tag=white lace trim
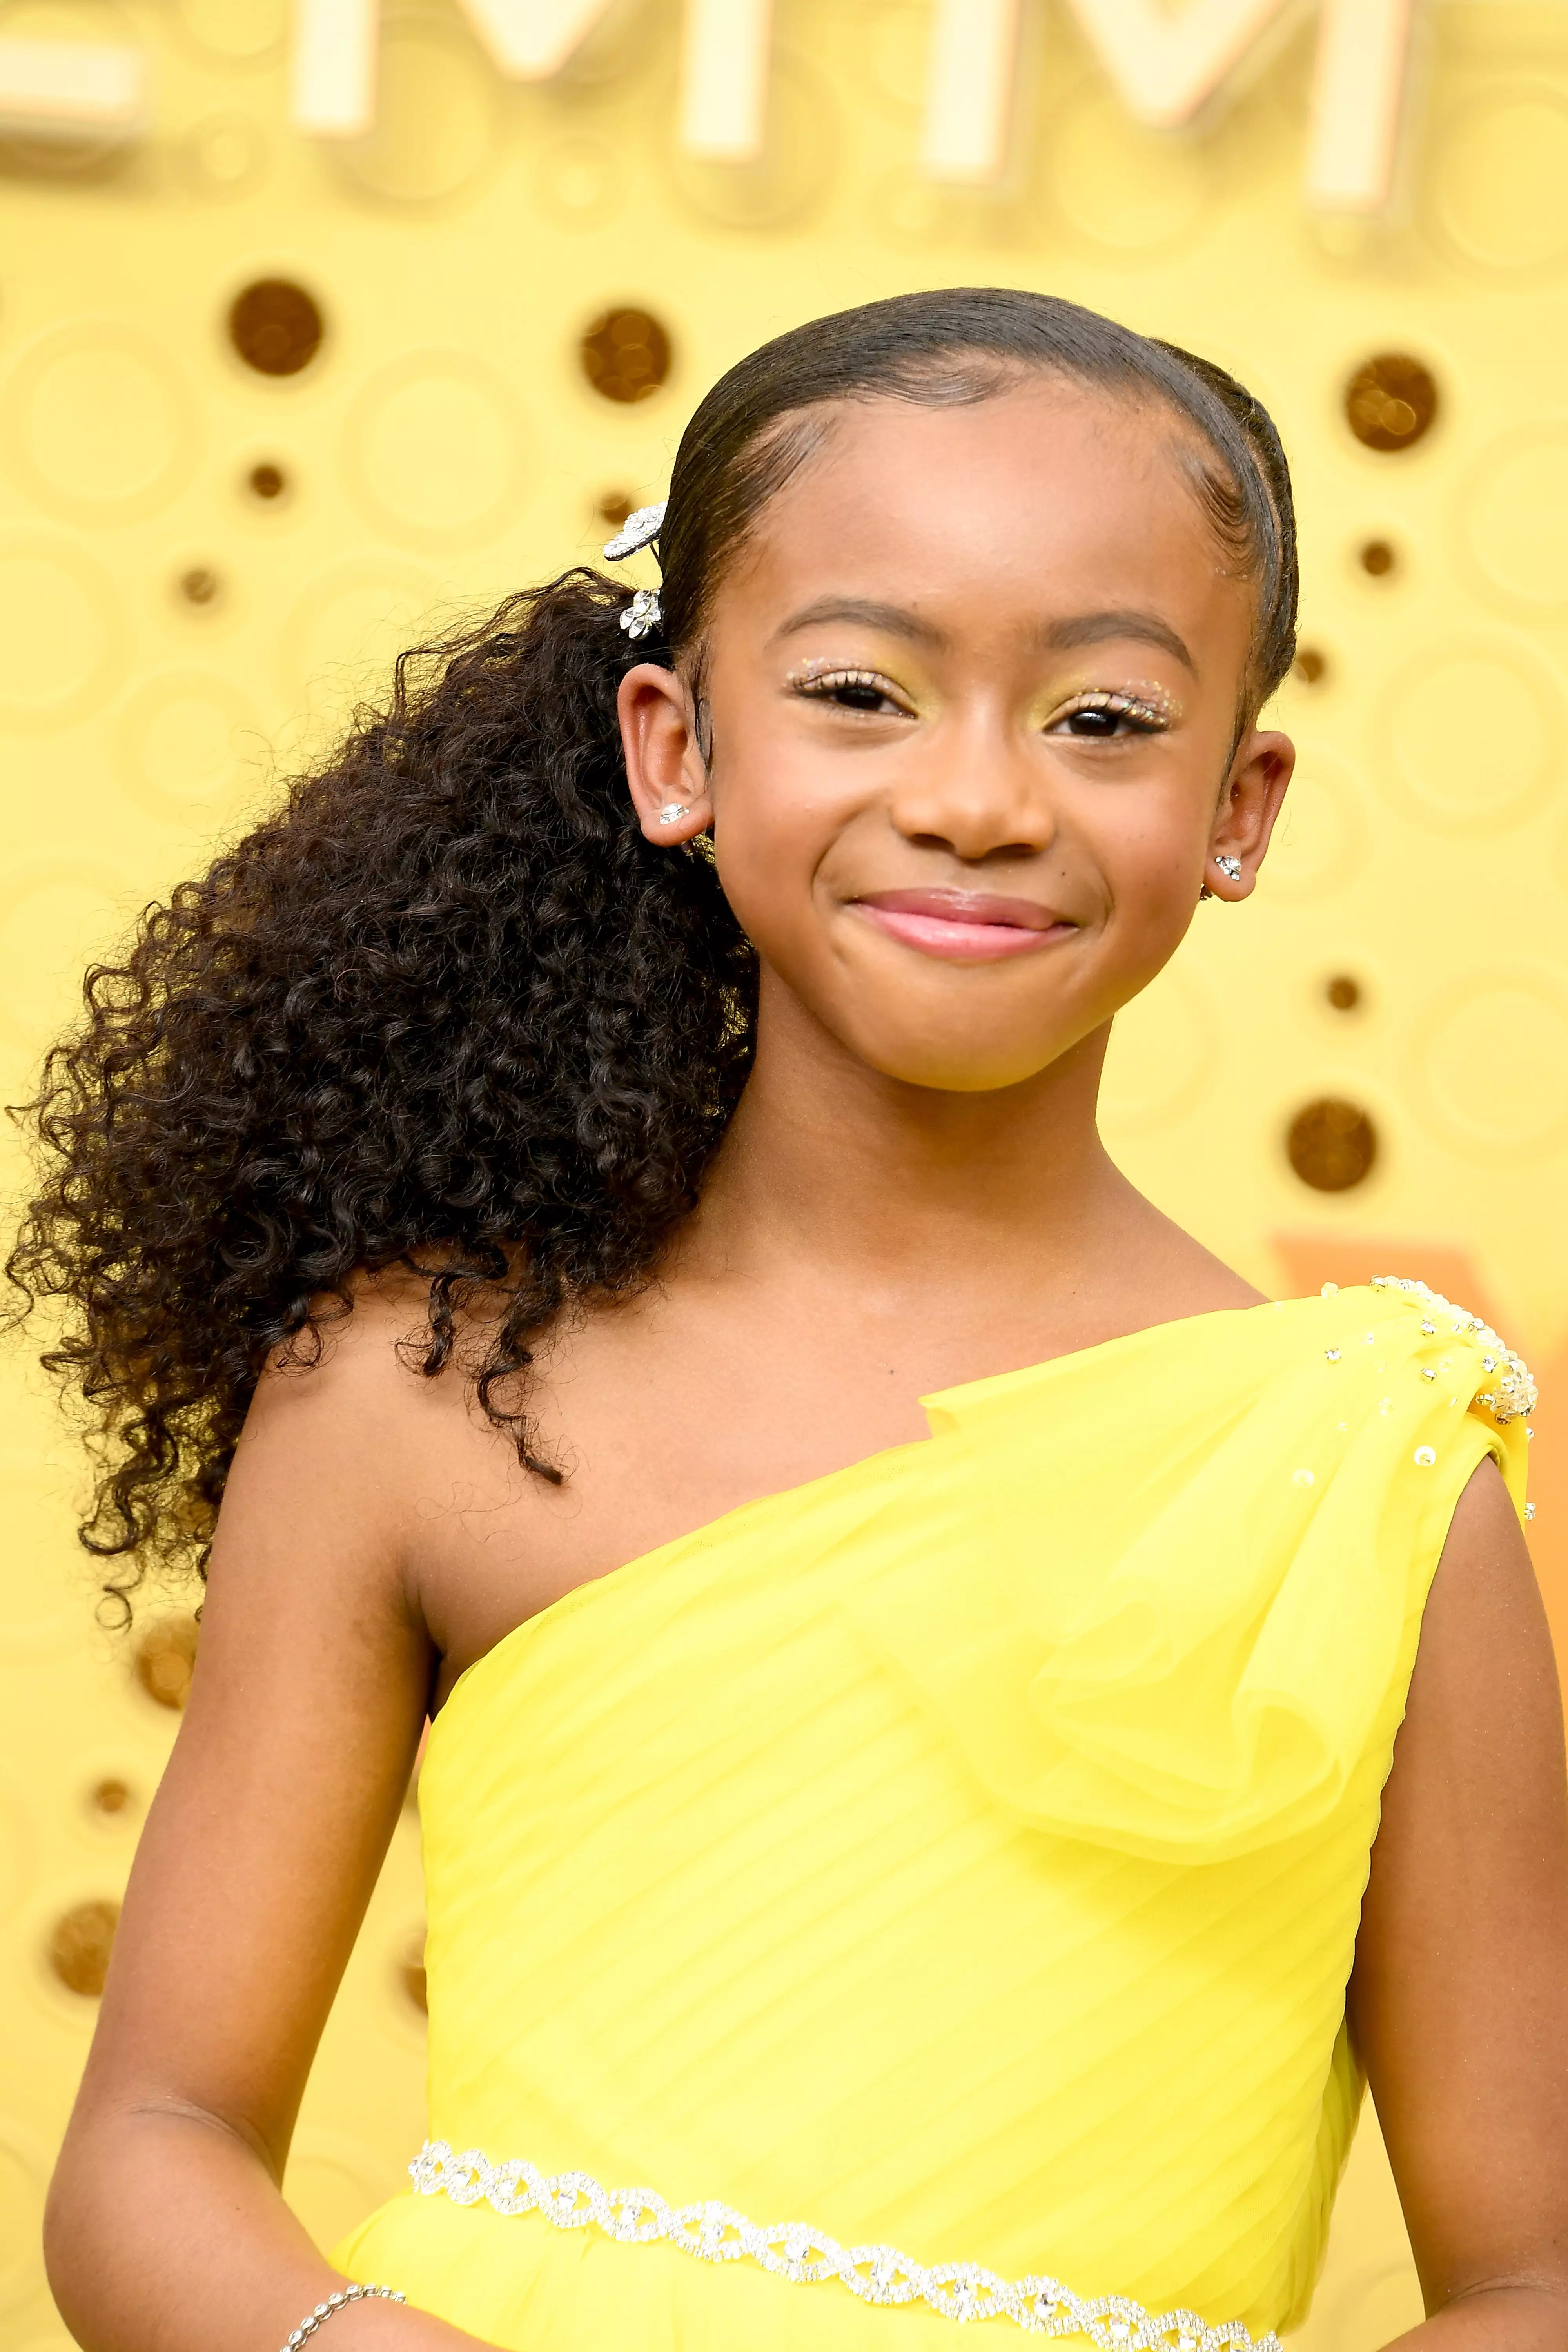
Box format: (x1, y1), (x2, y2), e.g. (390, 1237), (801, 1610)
(408, 2140), (1281, 2347)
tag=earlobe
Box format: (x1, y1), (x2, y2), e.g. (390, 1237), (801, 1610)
(617, 662), (713, 845)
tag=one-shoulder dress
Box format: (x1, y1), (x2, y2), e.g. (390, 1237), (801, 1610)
(333, 1281), (1534, 2349)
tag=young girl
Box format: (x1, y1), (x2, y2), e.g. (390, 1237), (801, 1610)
(20, 289), (1568, 2352)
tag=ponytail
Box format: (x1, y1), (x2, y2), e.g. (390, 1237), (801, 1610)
(6, 572), (755, 1609)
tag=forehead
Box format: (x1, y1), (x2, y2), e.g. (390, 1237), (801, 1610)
(718, 381), (1249, 646)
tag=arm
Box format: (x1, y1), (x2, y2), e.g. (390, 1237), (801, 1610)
(44, 1326), (494, 2352)
(1349, 1458), (1568, 2350)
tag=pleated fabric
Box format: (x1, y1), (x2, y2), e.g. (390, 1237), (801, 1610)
(334, 1283), (1529, 2347)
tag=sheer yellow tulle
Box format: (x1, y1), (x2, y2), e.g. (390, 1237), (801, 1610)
(334, 1285), (1527, 2348)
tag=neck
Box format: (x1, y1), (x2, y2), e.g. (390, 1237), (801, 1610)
(680, 973), (1141, 1308)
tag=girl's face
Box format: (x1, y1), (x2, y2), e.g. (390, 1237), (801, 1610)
(620, 381), (1294, 1094)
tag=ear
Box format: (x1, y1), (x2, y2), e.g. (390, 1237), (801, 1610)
(617, 663), (712, 845)
(1207, 728), (1295, 901)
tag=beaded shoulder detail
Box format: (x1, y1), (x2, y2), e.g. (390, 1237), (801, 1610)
(1368, 1276), (1536, 1423)
(409, 2140), (1281, 2348)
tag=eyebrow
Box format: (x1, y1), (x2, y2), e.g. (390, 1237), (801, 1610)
(770, 596), (1198, 675)
(769, 597), (949, 650)
(1035, 609), (1197, 674)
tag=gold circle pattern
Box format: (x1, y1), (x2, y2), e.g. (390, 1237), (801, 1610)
(1428, 87), (1568, 278)
(1415, 971), (1568, 1160)
(47, 1897), (120, 1996)
(334, 14), (503, 208)
(229, 279), (325, 377)
(1373, 639), (1563, 834)
(579, 307), (672, 405)
(1286, 1099), (1378, 1191)
(0, 536), (122, 729)
(342, 355), (528, 548)
(2, 322), (197, 523)
(1461, 427), (1568, 614)
(1343, 354), (1439, 454)
(119, 670), (265, 824)
(132, 1615), (199, 1710)
(279, 557), (443, 703)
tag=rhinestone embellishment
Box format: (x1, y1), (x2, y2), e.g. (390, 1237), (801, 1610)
(1369, 1277), (1536, 1423)
(619, 586), (663, 640)
(602, 499), (666, 561)
(408, 2142), (1281, 2347)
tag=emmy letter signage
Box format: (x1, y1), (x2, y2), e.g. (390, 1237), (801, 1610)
(0, 0), (1417, 214)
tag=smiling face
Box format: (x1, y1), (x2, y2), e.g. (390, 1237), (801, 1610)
(619, 377), (1294, 1095)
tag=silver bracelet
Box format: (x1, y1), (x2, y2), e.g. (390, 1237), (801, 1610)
(281, 2282), (405, 2350)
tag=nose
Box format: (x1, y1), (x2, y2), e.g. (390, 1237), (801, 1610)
(886, 716), (1056, 864)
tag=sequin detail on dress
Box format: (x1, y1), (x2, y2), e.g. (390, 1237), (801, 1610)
(1369, 1275), (1536, 1422)
(408, 2141), (1283, 2347)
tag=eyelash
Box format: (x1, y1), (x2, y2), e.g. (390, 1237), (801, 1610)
(790, 674), (1174, 734)
(1051, 690), (1172, 739)
(791, 668), (911, 717)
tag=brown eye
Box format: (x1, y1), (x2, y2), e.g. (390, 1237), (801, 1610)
(793, 669), (909, 717)
(1053, 694), (1167, 739)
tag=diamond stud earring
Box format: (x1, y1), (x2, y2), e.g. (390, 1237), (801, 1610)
(1214, 854), (1243, 883)
(655, 803), (691, 826)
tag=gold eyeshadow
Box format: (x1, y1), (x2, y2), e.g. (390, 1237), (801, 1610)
(1052, 683), (1181, 731)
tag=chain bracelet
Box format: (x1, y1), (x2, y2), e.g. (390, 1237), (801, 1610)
(281, 2281), (405, 2351)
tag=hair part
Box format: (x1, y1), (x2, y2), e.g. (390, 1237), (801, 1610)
(6, 289), (1298, 1612)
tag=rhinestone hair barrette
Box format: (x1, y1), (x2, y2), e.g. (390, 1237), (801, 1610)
(603, 501), (666, 561)
(604, 500), (667, 641)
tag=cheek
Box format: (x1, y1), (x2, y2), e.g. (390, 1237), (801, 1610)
(1074, 764), (1216, 913)
(706, 728), (854, 953)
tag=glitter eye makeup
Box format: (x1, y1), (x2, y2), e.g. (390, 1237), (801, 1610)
(786, 662), (913, 715)
(1050, 683), (1182, 736)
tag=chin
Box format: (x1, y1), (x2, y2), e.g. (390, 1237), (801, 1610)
(856, 1036), (1062, 1095)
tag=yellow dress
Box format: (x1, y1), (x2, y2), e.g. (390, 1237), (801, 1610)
(334, 1281), (1532, 2348)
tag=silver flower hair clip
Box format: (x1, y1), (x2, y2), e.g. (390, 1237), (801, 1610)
(604, 499), (667, 641)
(620, 587), (662, 641)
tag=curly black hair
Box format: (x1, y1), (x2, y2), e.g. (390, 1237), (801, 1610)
(7, 288), (1297, 1613)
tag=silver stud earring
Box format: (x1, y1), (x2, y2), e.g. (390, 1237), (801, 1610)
(1214, 854), (1243, 883)
(655, 803), (690, 826)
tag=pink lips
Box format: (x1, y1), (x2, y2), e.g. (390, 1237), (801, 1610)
(853, 887), (1074, 963)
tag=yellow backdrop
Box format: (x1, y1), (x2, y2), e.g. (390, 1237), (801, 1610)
(2, 2), (1567, 2345)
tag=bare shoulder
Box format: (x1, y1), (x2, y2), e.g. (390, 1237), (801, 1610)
(236, 1265), (485, 1489)
(1409, 1455), (1557, 1722)
(209, 1267), (515, 1641)
(1363, 1452), (1563, 1920)
(202, 1262), (582, 1718)
(1349, 1465), (1568, 2307)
